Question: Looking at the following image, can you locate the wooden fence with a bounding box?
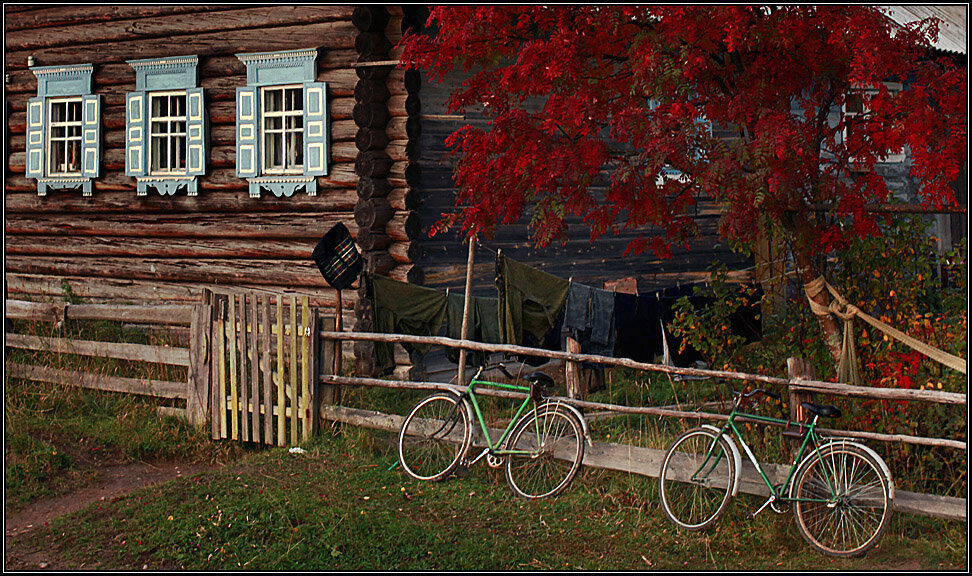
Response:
[5,294,966,521]
[315,329,967,522]
[5,298,201,421]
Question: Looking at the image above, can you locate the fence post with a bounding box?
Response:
[319,315,341,415]
[187,289,213,427]
[565,335,586,400]
[787,357,817,455]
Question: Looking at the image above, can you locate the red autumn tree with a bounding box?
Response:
[400,5,967,365]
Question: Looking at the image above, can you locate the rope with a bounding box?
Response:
[805,277,967,376]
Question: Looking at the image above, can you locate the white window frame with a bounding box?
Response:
[148,90,189,176]
[260,84,304,175]
[843,82,905,164]
[47,97,84,177]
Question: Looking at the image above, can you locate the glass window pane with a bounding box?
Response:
[289,131,303,168]
[50,102,65,123]
[68,140,81,172]
[286,88,302,112]
[174,135,186,170]
[265,89,282,113]
[172,95,186,118]
[68,101,82,122]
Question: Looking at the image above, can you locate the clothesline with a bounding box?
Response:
[367,253,762,375]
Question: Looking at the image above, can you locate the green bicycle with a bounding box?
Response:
[659,387,894,557]
[397,363,589,499]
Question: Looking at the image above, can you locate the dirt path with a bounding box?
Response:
[4,460,214,570]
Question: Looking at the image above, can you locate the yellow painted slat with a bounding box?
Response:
[289,296,298,446]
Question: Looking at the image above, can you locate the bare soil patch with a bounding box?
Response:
[4,459,215,570]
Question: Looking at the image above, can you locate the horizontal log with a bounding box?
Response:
[6,21,358,69]
[355,228,392,252]
[5,6,355,52]
[4,212,358,239]
[790,380,966,406]
[363,251,395,276]
[388,241,423,264]
[5,298,193,325]
[4,255,337,288]
[351,5,390,33]
[7,362,187,400]
[4,235,327,259]
[354,79,391,104]
[355,127,390,152]
[385,210,423,242]
[355,32,393,60]
[3,5,237,32]
[6,333,190,366]
[357,177,392,200]
[354,197,394,229]
[387,264,425,285]
[388,187,423,211]
[6,273,359,311]
[355,150,394,178]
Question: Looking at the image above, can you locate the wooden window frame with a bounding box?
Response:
[148,91,189,176]
[46,97,84,178]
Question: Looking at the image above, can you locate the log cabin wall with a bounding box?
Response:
[4,5,415,332]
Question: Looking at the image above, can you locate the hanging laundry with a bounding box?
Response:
[446,292,501,367]
[496,254,570,349]
[370,274,448,376]
[563,282,616,358]
[612,291,665,363]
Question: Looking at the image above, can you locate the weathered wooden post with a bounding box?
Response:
[187,289,213,427]
[787,357,817,455]
[565,335,585,400]
[319,316,340,423]
[457,235,476,385]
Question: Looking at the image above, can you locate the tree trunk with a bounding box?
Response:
[791,235,843,368]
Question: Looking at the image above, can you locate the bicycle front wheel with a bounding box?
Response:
[658,427,736,531]
[790,441,893,557]
[505,404,584,499]
[397,392,471,482]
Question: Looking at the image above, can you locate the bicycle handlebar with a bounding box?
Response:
[731,388,781,402]
[478,362,514,380]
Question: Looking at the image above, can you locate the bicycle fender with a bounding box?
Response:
[542,400,593,446]
[701,424,742,497]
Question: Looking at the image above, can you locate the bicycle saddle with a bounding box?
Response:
[800,402,842,419]
[525,371,555,402]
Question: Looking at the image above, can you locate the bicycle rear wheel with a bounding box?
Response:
[504,404,584,499]
[397,392,471,482]
[790,441,892,557]
[658,427,736,531]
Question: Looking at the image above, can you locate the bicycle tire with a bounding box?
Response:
[397,392,471,482]
[658,427,736,531]
[504,403,584,499]
[790,441,893,557]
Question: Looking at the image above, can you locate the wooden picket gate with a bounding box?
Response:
[209,291,318,446]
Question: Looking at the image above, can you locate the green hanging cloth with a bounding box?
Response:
[496,254,570,348]
[370,274,448,376]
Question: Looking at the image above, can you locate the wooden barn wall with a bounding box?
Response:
[3,5,415,324]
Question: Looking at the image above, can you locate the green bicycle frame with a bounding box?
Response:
[463,376,540,457]
[699,400,837,505]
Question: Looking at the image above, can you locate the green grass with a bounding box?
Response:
[17,428,966,571]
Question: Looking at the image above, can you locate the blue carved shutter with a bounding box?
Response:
[125,91,147,177]
[26,97,45,178]
[186,87,207,177]
[236,86,259,178]
[81,94,101,179]
[302,82,328,176]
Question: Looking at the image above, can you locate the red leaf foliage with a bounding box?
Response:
[401,6,966,258]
